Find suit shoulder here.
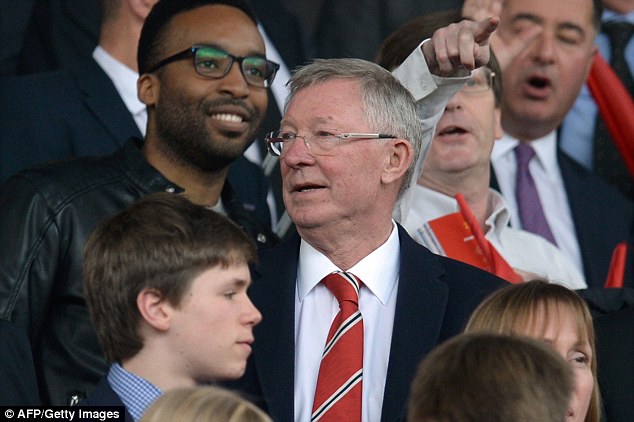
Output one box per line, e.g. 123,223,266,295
399,229,506,294
560,150,633,205
436,254,507,287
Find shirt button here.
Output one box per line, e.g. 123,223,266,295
257,233,267,244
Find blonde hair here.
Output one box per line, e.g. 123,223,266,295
465,280,600,422
140,386,272,422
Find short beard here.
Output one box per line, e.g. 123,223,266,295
154,91,261,173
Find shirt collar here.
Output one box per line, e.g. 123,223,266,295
403,185,458,234
602,9,634,23
92,46,146,117
486,188,511,234
297,221,400,305
403,185,510,237
107,363,162,421
496,131,559,182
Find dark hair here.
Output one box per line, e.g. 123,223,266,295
375,9,502,106
408,333,573,422
83,193,257,363
137,0,258,75
591,0,603,31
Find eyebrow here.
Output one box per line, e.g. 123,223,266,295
512,13,543,26
512,13,585,37
280,116,336,129
234,278,250,288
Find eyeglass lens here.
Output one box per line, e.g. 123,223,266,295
462,68,493,93
194,46,276,87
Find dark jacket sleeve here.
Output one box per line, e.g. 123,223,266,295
0,172,62,345
0,319,39,405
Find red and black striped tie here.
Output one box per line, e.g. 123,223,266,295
311,271,363,422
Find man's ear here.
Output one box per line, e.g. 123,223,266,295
494,107,503,140
136,288,171,332
137,73,159,106
381,138,414,185
128,0,158,20
582,45,599,82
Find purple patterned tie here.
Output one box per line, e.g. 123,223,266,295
514,142,557,245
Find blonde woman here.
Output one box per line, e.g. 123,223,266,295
140,386,272,422
465,280,600,422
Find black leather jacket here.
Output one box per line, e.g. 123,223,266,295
0,138,277,405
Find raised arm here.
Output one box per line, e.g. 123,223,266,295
422,16,499,76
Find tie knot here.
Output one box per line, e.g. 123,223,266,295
322,271,362,305
602,21,634,46
514,142,536,168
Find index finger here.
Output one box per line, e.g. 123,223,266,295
474,16,500,45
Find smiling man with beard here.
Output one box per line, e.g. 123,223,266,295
0,0,278,406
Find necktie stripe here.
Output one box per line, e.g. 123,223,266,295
322,311,363,357
311,369,363,421
338,272,361,293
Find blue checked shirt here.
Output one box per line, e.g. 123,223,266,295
107,363,162,421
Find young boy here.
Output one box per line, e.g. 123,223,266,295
80,193,261,421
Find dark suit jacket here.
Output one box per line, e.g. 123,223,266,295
0,58,138,181
16,0,100,75
235,225,506,421
313,0,463,60
594,307,634,422
78,377,132,422
491,148,634,287
0,319,39,405
0,57,272,226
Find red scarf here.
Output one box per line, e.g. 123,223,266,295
587,52,634,178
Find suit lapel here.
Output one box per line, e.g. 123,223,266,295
557,148,597,283
381,226,449,421
251,236,300,421
71,59,142,147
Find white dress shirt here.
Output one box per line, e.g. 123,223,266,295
491,132,584,274
294,222,400,422
92,46,147,136
403,186,586,289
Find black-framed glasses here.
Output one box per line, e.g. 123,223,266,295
146,44,280,88
265,131,397,157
